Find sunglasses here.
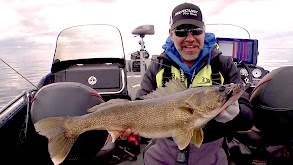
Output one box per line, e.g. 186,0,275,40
174,28,204,37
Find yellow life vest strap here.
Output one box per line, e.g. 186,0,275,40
156,65,224,88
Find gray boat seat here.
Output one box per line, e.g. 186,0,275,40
30,82,113,163
31,82,104,123
131,24,155,36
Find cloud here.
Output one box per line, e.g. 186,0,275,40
1,0,293,59
0,36,55,56
187,0,268,16
80,0,117,2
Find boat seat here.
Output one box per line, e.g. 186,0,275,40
131,24,155,36
29,82,113,163
31,82,104,122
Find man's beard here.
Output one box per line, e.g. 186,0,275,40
174,43,203,62
178,48,202,62
180,52,199,61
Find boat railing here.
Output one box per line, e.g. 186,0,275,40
0,91,27,128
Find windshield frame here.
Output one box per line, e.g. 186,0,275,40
52,24,126,64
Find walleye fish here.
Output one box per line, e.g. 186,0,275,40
34,79,244,165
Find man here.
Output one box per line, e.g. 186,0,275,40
123,2,253,164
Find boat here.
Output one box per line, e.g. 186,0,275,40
0,23,292,165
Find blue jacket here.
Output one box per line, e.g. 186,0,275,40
162,33,216,80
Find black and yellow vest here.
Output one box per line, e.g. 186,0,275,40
156,56,224,88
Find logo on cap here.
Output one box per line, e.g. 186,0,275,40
170,3,204,30
174,8,198,17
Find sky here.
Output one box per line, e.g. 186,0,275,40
0,0,293,62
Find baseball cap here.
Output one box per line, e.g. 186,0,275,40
169,3,204,30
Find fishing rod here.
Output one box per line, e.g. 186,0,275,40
1,58,39,141
0,58,39,90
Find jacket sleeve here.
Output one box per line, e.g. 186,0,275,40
219,55,254,131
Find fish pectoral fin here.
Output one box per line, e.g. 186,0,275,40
184,93,200,110
191,128,204,148
108,130,124,142
88,99,130,113
172,128,193,150
179,106,194,114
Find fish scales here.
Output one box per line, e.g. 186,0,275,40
70,93,195,137
34,79,244,165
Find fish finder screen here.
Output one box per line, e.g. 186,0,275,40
216,37,258,65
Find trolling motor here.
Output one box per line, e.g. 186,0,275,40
131,25,155,76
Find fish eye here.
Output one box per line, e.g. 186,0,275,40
219,86,226,92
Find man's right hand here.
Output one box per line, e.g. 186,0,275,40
120,128,139,140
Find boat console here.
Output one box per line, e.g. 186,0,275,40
216,37,269,93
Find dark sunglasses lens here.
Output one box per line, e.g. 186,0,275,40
191,29,203,35
174,30,187,37
175,28,203,37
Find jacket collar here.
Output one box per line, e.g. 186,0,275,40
162,33,216,76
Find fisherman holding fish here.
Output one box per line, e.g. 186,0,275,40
122,2,253,165
34,2,253,165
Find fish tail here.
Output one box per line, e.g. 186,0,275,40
34,117,78,165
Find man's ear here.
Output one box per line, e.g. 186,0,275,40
169,29,174,41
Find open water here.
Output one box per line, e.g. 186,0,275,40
0,48,293,109
0,53,52,108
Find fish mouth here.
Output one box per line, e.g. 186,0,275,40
222,83,244,106
200,84,244,118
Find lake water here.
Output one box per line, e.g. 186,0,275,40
1,48,293,109
0,53,52,108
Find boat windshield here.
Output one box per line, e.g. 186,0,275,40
53,24,125,63
206,24,251,39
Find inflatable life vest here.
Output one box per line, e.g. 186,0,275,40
156,61,224,88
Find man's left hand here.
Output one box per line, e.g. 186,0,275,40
215,101,240,123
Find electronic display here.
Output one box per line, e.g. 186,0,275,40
216,37,258,64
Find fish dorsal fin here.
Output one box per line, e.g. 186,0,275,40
87,99,129,113
142,79,186,99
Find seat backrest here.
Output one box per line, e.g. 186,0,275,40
30,82,112,163
131,24,155,36
31,82,104,123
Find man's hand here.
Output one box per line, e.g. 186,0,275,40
215,101,240,123
120,128,139,140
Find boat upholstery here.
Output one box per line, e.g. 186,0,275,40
31,82,104,123
30,82,111,162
